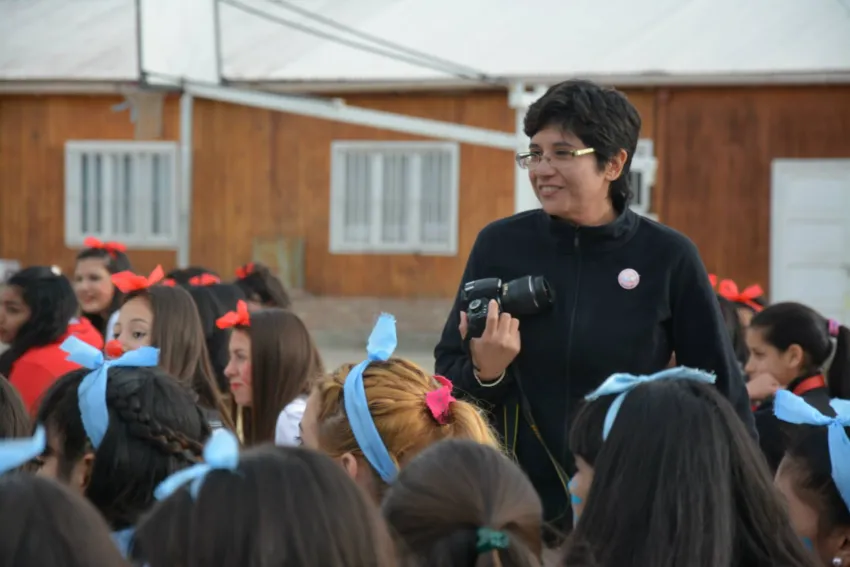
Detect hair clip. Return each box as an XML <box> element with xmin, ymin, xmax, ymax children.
<box><xmin>828</xmin><ymin>319</ymin><xmax>841</xmax><ymax>338</ymax></box>
<box><xmin>50</xmin><ymin>265</ymin><xmax>62</xmax><ymax>276</ymax></box>
<box><xmin>343</xmin><ymin>313</ymin><xmax>398</xmax><ymax>483</ymax></box>
<box><xmin>774</xmin><ymin>391</ymin><xmax>850</xmax><ymax>512</ymax></box>
<box><xmin>717</xmin><ymin>279</ymin><xmax>764</xmax><ymax>312</ymax></box>
<box><xmin>0</xmin><ymin>425</ymin><xmax>46</xmax><ymax>475</ymax></box>
<box><xmin>154</xmin><ymin>428</ymin><xmax>240</xmax><ymax>500</ymax></box>
<box><xmin>235</xmin><ymin>263</ymin><xmax>255</xmax><ymax>279</ymax></box>
<box><xmin>585</xmin><ymin>367</ymin><xmax>717</xmax><ymax>440</ymax></box>
<box><xmin>426</xmin><ymin>375</ymin><xmax>456</xmax><ymax>425</ymax></box>
<box><xmin>83</xmin><ymin>237</ymin><xmax>127</xmax><ymax>257</ymax></box>
<box><xmin>189</xmin><ymin>273</ymin><xmax>221</xmax><ymax>286</ymax></box>
<box><xmin>476</xmin><ymin>527</ymin><xmax>509</xmax><ymax>553</ymax></box>
<box><xmin>60</xmin><ymin>336</ymin><xmax>160</xmax><ymax>449</ymax></box>
<box><xmin>216</xmin><ymin>300</ymin><xmax>251</xmax><ymax>329</ymax></box>
<box><xmin>111</xmin><ymin>266</ymin><xmax>165</xmax><ymax>293</ymax></box>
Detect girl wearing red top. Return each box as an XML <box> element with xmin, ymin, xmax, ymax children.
<box><xmin>0</xmin><ymin>266</ymin><xmax>103</xmax><ymax>412</ymax></box>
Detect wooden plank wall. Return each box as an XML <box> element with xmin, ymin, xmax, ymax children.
<box><xmin>659</xmin><ymin>86</ymin><xmax>850</xmax><ymax>294</ymax></box>
<box><xmin>1</xmin><ymin>86</ymin><xmax>846</xmax><ymax>298</ymax></box>
<box><xmin>0</xmin><ymin>95</ymin><xmax>178</xmax><ymax>275</ymax></box>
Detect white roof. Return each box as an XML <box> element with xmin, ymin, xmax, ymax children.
<box><xmin>1</xmin><ymin>0</ymin><xmax>849</xmax><ymax>86</ymax></box>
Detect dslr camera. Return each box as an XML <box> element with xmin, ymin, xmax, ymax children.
<box><xmin>460</xmin><ymin>276</ymin><xmax>554</xmax><ymax>339</ymax></box>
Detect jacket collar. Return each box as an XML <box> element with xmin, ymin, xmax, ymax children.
<box><xmin>539</xmin><ymin>205</ymin><xmax>640</xmax><ymax>252</ymax></box>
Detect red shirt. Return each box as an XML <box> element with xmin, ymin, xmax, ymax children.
<box><xmin>8</xmin><ymin>317</ymin><xmax>104</xmax><ymax>413</ymax></box>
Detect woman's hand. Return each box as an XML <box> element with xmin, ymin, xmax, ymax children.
<box><xmin>747</xmin><ymin>372</ymin><xmax>780</xmax><ymax>402</ymax></box>
<box><xmin>459</xmin><ymin>300</ymin><xmax>521</xmax><ymax>381</ymax></box>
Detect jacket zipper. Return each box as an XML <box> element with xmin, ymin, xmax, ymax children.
<box><xmin>562</xmin><ymin>231</ymin><xmax>582</xmax><ymax>461</ymax></box>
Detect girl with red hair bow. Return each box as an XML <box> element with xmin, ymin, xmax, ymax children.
<box><xmin>73</xmin><ymin>237</ymin><xmax>132</xmax><ymax>341</ymax></box>
<box><xmin>717</xmin><ymin>279</ymin><xmax>767</xmax><ymax>328</ymax></box>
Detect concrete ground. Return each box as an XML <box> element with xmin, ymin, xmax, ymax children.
<box><xmin>319</xmin><ymin>346</ymin><xmax>435</xmax><ymax>374</ymax></box>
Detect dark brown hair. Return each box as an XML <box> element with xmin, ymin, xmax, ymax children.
<box><xmin>124</xmin><ymin>286</ymin><xmax>234</xmax><ymax>430</ymax></box>
<box><xmin>238</xmin><ymin>308</ymin><xmax>323</xmax><ymax>445</ymax></box>
<box><xmin>133</xmin><ymin>444</ymin><xmax>397</xmax><ymax>567</ymax></box>
<box><xmin>383</xmin><ymin>439</ymin><xmax>543</xmax><ymax>567</ymax></box>
<box><xmin>0</xmin><ymin>374</ymin><xmax>30</xmax><ymax>439</ymax></box>
<box><xmin>0</xmin><ymin>474</ymin><xmax>129</xmax><ymax>567</ymax></box>
<box><xmin>234</xmin><ymin>262</ymin><xmax>291</xmax><ymax>309</ymax></box>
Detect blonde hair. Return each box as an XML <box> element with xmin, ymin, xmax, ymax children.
<box><xmin>314</xmin><ymin>358</ymin><xmax>499</xmax><ymax>477</ymax></box>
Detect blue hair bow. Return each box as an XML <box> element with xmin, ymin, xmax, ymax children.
<box><xmin>0</xmin><ymin>425</ymin><xmax>46</xmax><ymax>475</ymax></box>
<box><xmin>60</xmin><ymin>336</ymin><xmax>160</xmax><ymax>449</ymax></box>
<box><xmin>584</xmin><ymin>366</ymin><xmax>717</xmax><ymax>440</ymax></box>
<box><xmin>343</xmin><ymin>313</ymin><xmax>398</xmax><ymax>483</ymax></box>
<box><xmin>774</xmin><ymin>390</ymin><xmax>850</xmax><ymax>511</ymax></box>
<box><xmin>153</xmin><ymin>428</ymin><xmax>240</xmax><ymax>500</ymax></box>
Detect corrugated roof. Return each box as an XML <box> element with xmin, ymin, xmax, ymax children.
<box><xmin>1</xmin><ymin>0</ymin><xmax>849</xmax><ymax>84</ymax></box>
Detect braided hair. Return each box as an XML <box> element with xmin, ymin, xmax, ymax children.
<box><xmin>36</xmin><ymin>366</ymin><xmax>211</xmax><ymax>530</ymax></box>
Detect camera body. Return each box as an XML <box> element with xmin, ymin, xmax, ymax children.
<box><xmin>461</xmin><ymin>276</ymin><xmax>554</xmax><ymax>339</ymax></box>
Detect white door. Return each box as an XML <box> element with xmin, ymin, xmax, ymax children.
<box><xmin>771</xmin><ymin>159</ymin><xmax>850</xmax><ymax>324</ymax></box>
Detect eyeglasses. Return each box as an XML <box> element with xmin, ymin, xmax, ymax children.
<box><xmin>515</xmin><ymin>148</ymin><xmax>596</xmax><ymax>170</ymax></box>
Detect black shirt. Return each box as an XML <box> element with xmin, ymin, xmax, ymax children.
<box><xmin>435</xmin><ymin>207</ymin><xmax>755</xmax><ymax>527</ymax></box>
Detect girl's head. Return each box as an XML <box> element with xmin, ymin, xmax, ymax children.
<box><xmin>746</xmin><ymin>302</ymin><xmax>849</xmax><ymax>396</ymax></box>
<box><xmin>716</xmin><ymin>294</ymin><xmax>749</xmax><ymax>367</ymax></box>
<box><xmin>717</xmin><ymin>279</ymin><xmax>766</xmax><ymax>328</ymax></box>
<box><xmin>0</xmin><ymin>474</ymin><xmax>129</xmax><ymax>567</ymax></box>
<box><xmin>114</xmin><ymin>277</ymin><xmax>232</xmax><ymax>427</ymax></box>
<box><xmin>301</xmin><ymin>354</ymin><xmax>499</xmax><ymax>500</ymax></box>
<box><xmin>222</xmin><ymin>304</ymin><xmax>323</xmax><ymax>445</ymax></box>
<box><xmin>35</xmin><ymin>364</ymin><xmax>211</xmax><ymax>529</ymax></box>
<box><xmin>187</xmin><ymin>284</ymin><xmax>247</xmax><ymax>393</ymax></box>
<box><xmin>134</xmin><ymin>440</ymin><xmax>396</xmax><ymax>567</ymax></box>
<box><xmin>0</xmin><ymin>375</ymin><xmax>30</xmax><ymax>439</ymax></box>
<box><xmin>74</xmin><ymin>239</ymin><xmax>131</xmax><ymax>329</ymax></box>
<box><xmin>165</xmin><ymin>266</ymin><xmax>220</xmax><ymax>287</ymax></box>
<box><xmin>234</xmin><ymin>262</ymin><xmax>291</xmax><ymax>310</ymax></box>
<box><xmin>0</xmin><ymin>266</ymin><xmax>77</xmax><ymax>375</ymax></box>
<box><xmin>566</xmin><ymin>375</ymin><xmax>813</xmax><ymax>567</ymax></box>
<box><xmin>384</xmin><ymin>439</ymin><xmax>543</xmax><ymax>567</ymax></box>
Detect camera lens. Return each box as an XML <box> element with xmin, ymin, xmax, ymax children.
<box><xmin>501</xmin><ymin>275</ymin><xmax>555</xmax><ymax>316</ymax></box>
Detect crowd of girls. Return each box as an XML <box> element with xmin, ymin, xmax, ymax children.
<box><xmin>0</xmin><ymin>238</ymin><xmax>849</xmax><ymax>566</ymax></box>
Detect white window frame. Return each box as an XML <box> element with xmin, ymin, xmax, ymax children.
<box><xmin>629</xmin><ymin>138</ymin><xmax>658</xmax><ymax>220</ymax></box>
<box><xmin>64</xmin><ymin>140</ymin><xmax>180</xmax><ymax>248</ymax></box>
<box><xmin>329</xmin><ymin>141</ymin><xmax>460</xmax><ymax>256</ymax></box>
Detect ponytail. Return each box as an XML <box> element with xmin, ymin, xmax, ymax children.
<box><xmin>827</xmin><ymin>323</ymin><xmax>850</xmax><ymax>399</ymax></box>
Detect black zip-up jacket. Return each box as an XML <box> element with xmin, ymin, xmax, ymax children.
<box><xmin>435</xmin><ymin>207</ymin><xmax>756</xmax><ymax>528</ymax></box>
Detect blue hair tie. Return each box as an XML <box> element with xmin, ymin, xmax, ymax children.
<box><xmin>343</xmin><ymin>313</ymin><xmax>398</xmax><ymax>483</ymax></box>
<box><xmin>0</xmin><ymin>425</ymin><xmax>46</xmax><ymax>475</ymax></box>
<box><xmin>60</xmin><ymin>336</ymin><xmax>160</xmax><ymax>449</ymax></box>
<box><xmin>154</xmin><ymin>428</ymin><xmax>240</xmax><ymax>500</ymax></box>
<box><xmin>584</xmin><ymin>366</ymin><xmax>717</xmax><ymax>440</ymax></box>
<box><xmin>774</xmin><ymin>390</ymin><xmax>850</xmax><ymax>511</ymax></box>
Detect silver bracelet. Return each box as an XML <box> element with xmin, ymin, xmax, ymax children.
<box><xmin>473</xmin><ymin>368</ymin><xmax>506</xmax><ymax>387</ymax></box>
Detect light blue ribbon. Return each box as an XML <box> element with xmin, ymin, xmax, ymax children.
<box><xmin>343</xmin><ymin>313</ymin><xmax>398</xmax><ymax>483</ymax></box>
<box><xmin>584</xmin><ymin>366</ymin><xmax>717</xmax><ymax>440</ymax></box>
<box><xmin>0</xmin><ymin>425</ymin><xmax>46</xmax><ymax>475</ymax></box>
<box><xmin>774</xmin><ymin>390</ymin><xmax>850</xmax><ymax>512</ymax></box>
<box><xmin>60</xmin><ymin>336</ymin><xmax>160</xmax><ymax>449</ymax></box>
<box><xmin>153</xmin><ymin>428</ymin><xmax>240</xmax><ymax>500</ymax></box>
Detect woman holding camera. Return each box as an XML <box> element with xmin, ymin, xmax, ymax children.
<box><xmin>434</xmin><ymin>79</ymin><xmax>754</xmax><ymax>538</ymax></box>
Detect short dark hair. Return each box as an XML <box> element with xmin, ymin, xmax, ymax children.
<box><xmin>383</xmin><ymin>439</ymin><xmax>543</xmax><ymax>567</ymax></box>
<box><xmin>565</xmin><ymin>379</ymin><xmax>816</xmax><ymax>567</ymax></box>
<box><xmin>0</xmin><ymin>266</ymin><xmax>78</xmax><ymax>376</ymax></box>
<box><xmin>523</xmin><ymin>79</ymin><xmax>641</xmax><ymax>211</ymax></box>
<box><xmin>133</xmin><ymin>445</ymin><xmax>397</xmax><ymax>567</ymax></box>
<box><xmin>36</xmin><ymin>366</ymin><xmax>211</xmax><ymax>529</ymax></box>
<box><xmin>234</xmin><ymin>262</ymin><xmax>291</xmax><ymax>309</ymax></box>
<box><xmin>0</xmin><ymin>474</ymin><xmax>128</xmax><ymax>567</ymax></box>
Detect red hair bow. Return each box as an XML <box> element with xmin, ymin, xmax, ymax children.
<box><xmin>708</xmin><ymin>274</ymin><xmax>718</xmax><ymax>289</ymax></box>
<box><xmin>111</xmin><ymin>265</ymin><xmax>165</xmax><ymax>293</ymax></box>
<box><xmin>189</xmin><ymin>274</ymin><xmax>221</xmax><ymax>286</ymax></box>
<box><xmin>162</xmin><ymin>278</ymin><xmax>177</xmax><ymax>287</ymax></box>
<box><xmin>718</xmin><ymin>279</ymin><xmax>764</xmax><ymax>312</ymax></box>
<box><xmin>235</xmin><ymin>263</ymin><xmax>255</xmax><ymax>279</ymax></box>
<box><xmin>105</xmin><ymin>340</ymin><xmax>124</xmax><ymax>359</ymax></box>
<box><xmin>216</xmin><ymin>300</ymin><xmax>251</xmax><ymax>329</ymax></box>
<box><xmin>83</xmin><ymin>236</ymin><xmax>127</xmax><ymax>256</ymax></box>
<box><xmin>425</xmin><ymin>375</ymin><xmax>456</xmax><ymax>425</ymax></box>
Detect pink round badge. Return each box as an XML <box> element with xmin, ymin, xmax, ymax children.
<box><xmin>618</xmin><ymin>268</ymin><xmax>640</xmax><ymax>290</ymax></box>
